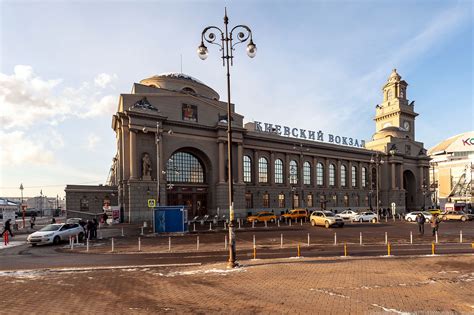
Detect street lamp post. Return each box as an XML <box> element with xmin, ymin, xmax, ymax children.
<box><xmin>422</xmin><ymin>182</ymin><xmax>428</xmax><ymax>210</ymax></box>
<box><xmin>370</xmin><ymin>153</ymin><xmax>384</xmax><ymax>222</ymax></box>
<box><xmin>198</xmin><ymin>9</ymin><xmax>256</xmax><ymax>268</ymax></box>
<box><xmin>20</xmin><ymin>183</ymin><xmax>25</xmax><ymax>228</ymax></box>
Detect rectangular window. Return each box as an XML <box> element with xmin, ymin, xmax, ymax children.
<box><xmin>352</xmin><ymin>166</ymin><xmax>357</xmax><ymax>188</ymax></box>
<box><xmin>316</xmin><ymin>164</ymin><xmax>324</xmax><ymax>186</ymax></box>
<box><xmin>293</xmin><ymin>193</ymin><xmax>299</xmax><ymax>208</ymax></box>
<box><xmin>362</xmin><ymin>167</ymin><xmax>367</xmax><ymax>188</ymax></box>
<box><xmin>243</xmin><ymin>156</ymin><xmax>252</xmax><ymax>183</ymax></box>
<box><xmin>182</xmin><ymin>104</ymin><xmax>198</xmax><ymax>122</ymax></box>
<box><xmin>263</xmin><ymin>193</ymin><xmax>269</xmax><ymax>208</ymax></box>
<box><xmin>245</xmin><ymin>193</ymin><xmax>253</xmax><ymax>208</ymax></box>
<box><xmin>307</xmin><ymin>194</ymin><xmax>313</xmax><ymax>207</ymax></box>
<box><xmin>278</xmin><ymin>193</ymin><xmax>285</xmax><ymax>208</ymax></box>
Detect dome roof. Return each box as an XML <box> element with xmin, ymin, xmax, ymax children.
<box><xmin>428</xmin><ymin>131</ymin><xmax>474</xmax><ymax>155</ymax></box>
<box><xmin>388</xmin><ymin>69</ymin><xmax>401</xmax><ymax>82</ymax></box>
<box><xmin>373</xmin><ymin>126</ymin><xmax>408</xmax><ymax>140</ymax></box>
<box><xmin>139</xmin><ymin>72</ymin><xmax>220</xmax><ymax>100</ymax></box>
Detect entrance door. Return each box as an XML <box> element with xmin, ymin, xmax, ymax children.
<box><xmin>403</xmin><ymin>170</ymin><xmax>416</xmax><ymax>211</ymax></box>
<box><xmin>166</xmin><ymin>188</ymin><xmax>208</xmax><ymax>219</ymax></box>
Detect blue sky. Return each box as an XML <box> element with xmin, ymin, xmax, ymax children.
<box><xmin>0</xmin><ymin>0</ymin><xmax>472</xmax><ymax>198</ymax></box>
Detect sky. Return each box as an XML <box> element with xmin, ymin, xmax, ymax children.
<box><xmin>0</xmin><ymin>0</ymin><xmax>473</xmax><ymax>198</ymax></box>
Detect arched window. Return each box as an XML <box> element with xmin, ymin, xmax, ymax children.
<box><xmin>387</xmin><ymin>89</ymin><xmax>393</xmax><ymax>100</ymax></box>
<box><xmin>263</xmin><ymin>192</ymin><xmax>269</xmax><ymax>208</ymax></box>
<box><xmin>344</xmin><ymin>194</ymin><xmax>349</xmax><ymax>207</ymax></box>
<box><xmin>258</xmin><ymin>157</ymin><xmax>268</xmax><ymax>183</ymax></box>
<box><xmin>341</xmin><ymin>165</ymin><xmax>347</xmax><ymax>187</ymax></box>
<box><xmin>182</xmin><ymin>87</ymin><xmax>196</xmax><ymax>94</ymax></box>
<box><xmin>351</xmin><ymin>166</ymin><xmax>358</xmax><ymax>187</ymax></box>
<box><xmin>329</xmin><ymin>164</ymin><xmax>336</xmax><ymax>186</ymax></box>
<box><xmin>362</xmin><ymin>167</ymin><xmax>367</xmax><ymax>188</ymax></box>
<box><xmin>275</xmin><ymin>159</ymin><xmax>284</xmax><ymax>184</ymax></box>
<box><xmin>289</xmin><ymin>160</ymin><xmax>298</xmax><ymax>184</ymax></box>
<box><xmin>278</xmin><ymin>193</ymin><xmax>285</xmax><ymax>208</ymax></box>
<box><xmin>166</xmin><ymin>152</ymin><xmax>204</xmax><ymax>183</ymax></box>
<box><xmin>303</xmin><ymin>161</ymin><xmax>311</xmax><ymax>185</ymax></box>
<box><xmin>316</xmin><ymin>163</ymin><xmax>324</xmax><ymax>186</ymax></box>
<box><xmin>243</xmin><ymin>156</ymin><xmax>252</xmax><ymax>183</ymax></box>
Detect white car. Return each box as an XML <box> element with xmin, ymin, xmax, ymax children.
<box><xmin>337</xmin><ymin>210</ymin><xmax>358</xmax><ymax>221</ymax></box>
<box><xmin>404</xmin><ymin>211</ymin><xmax>432</xmax><ymax>223</ymax></box>
<box><xmin>353</xmin><ymin>212</ymin><xmax>378</xmax><ymax>223</ymax></box>
<box><xmin>27</xmin><ymin>223</ymin><xmax>85</xmax><ymax>246</ymax></box>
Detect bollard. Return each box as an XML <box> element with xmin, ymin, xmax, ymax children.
<box><xmin>307</xmin><ymin>233</ymin><xmax>310</xmax><ymax>247</ymax></box>
<box><xmin>435</xmin><ymin>231</ymin><xmax>438</xmax><ymax>244</ymax></box>
<box><xmin>121</xmin><ymin>227</ymin><xmax>124</xmax><ymax>237</ymax></box>
<box><xmin>196</xmin><ymin>236</ymin><xmax>200</xmax><ymax>251</ymax></box>
<box><xmin>86</xmin><ymin>239</ymin><xmax>89</xmax><ymax>252</ymax></box>
<box><xmin>252</xmin><ymin>221</ymin><xmax>255</xmax><ymax>229</ymax></box>
<box><xmin>140</xmin><ymin>227</ymin><xmax>144</xmax><ymax>236</ymax></box>
<box><xmin>265</xmin><ymin>220</ymin><xmax>268</xmax><ymax>228</ymax></box>
<box><xmin>71</xmin><ymin>236</ymin><xmax>74</xmax><ymax>250</ymax></box>
<box><xmin>432</xmin><ymin>242</ymin><xmax>435</xmax><ymax>255</ymax></box>
<box><xmin>387</xmin><ymin>242</ymin><xmax>391</xmax><ymax>256</ymax></box>
<box><xmin>225</xmin><ymin>235</ymin><xmax>228</xmax><ymax>249</ymax></box>
<box><xmin>209</xmin><ymin>222</ymin><xmax>212</xmax><ymax>231</ymax></box>
<box><xmin>238</xmin><ymin>220</ymin><xmax>241</xmax><ymax>229</ymax></box>
<box><xmin>410</xmin><ymin>231</ymin><xmax>413</xmax><ymax>244</ymax></box>
<box><xmin>138</xmin><ymin>237</ymin><xmax>141</xmax><ymax>252</ymax></box>
<box><xmin>460</xmin><ymin>230</ymin><xmax>463</xmax><ymax>243</ymax></box>
<box><xmin>168</xmin><ymin>236</ymin><xmax>171</xmax><ymax>252</ymax></box>
<box><xmin>193</xmin><ymin>223</ymin><xmax>196</xmax><ymax>232</ymax></box>
<box><xmin>385</xmin><ymin>232</ymin><xmax>388</xmax><ymax>245</ymax></box>
<box><xmin>344</xmin><ymin>243</ymin><xmax>347</xmax><ymax>257</ymax></box>
<box><xmin>253</xmin><ymin>245</ymin><xmax>257</xmax><ymax>260</ymax></box>
<box><xmin>334</xmin><ymin>232</ymin><xmax>337</xmax><ymax>245</ymax></box>
<box><xmin>297</xmin><ymin>243</ymin><xmax>301</xmax><ymax>257</ymax></box>
<box><xmin>280</xmin><ymin>233</ymin><xmax>283</xmax><ymax>249</ymax></box>
<box><xmin>111</xmin><ymin>237</ymin><xmax>114</xmax><ymax>252</ymax></box>
<box><xmin>98</xmin><ymin>229</ymin><xmax>102</xmax><ymax>240</ymax></box>
<box><xmin>304</xmin><ymin>217</ymin><xmax>307</xmax><ymax>223</ymax></box>
<box><xmin>224</xmin><ymin>222</ymin><xmax>227</xmax><ymax>230</ymax></box>
<box><xmin>289</xmin><ymin>219</ymin><xmax>292</xmax><ymax>227</ymax></box>
<box><xmin>277</xmin><ymin>220</ymin><xmax>280</xmax><ymax>228</ymax></box>
<box><xmin>3</xmin><ymin>233</ymin><xmax>9</xmax><ymax>246</ymax></box>
<box><xmin>300</xmin><ymin>219</ymin><xmax>303</xmax><ymax>226</ymax></box>
<box><xmin>360</xmin><ymin>232</ymin><xmax>363</xmax><ymax>246</ymax></box>
<box><xmin>76</xmin><ymin>235</ymin><xmax>79</xmax><ymax>245</ymax></box>
<box><xmin>253</xmin><ymin>234</ymin><xmax>256</xmax><ymax>247</ymax></box>
<box><xmin>385</xmin><ymin>216</ymin><xmax>388</xmax><ymax>223</ymax></box>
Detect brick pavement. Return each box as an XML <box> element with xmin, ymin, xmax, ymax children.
<box><xmin>1</xmin><ymin>255</ymin><xmax>473</xmax><ymax>314</ymax></box>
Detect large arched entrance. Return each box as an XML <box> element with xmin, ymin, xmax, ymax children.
<box><xmin>403</xmin><ymin>170</ymin><xmax>416</xmax><ymax>211</ymax></box>
<box><xmin>166</xmin><ymin>151</ymin><xmax>208</xmax><ymax>219</ymax></box>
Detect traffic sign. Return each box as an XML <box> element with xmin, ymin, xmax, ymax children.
<box><xmin>147</xmin><ymin>199</ymin><xmax>156</xmax><ymax>208</ymax></box>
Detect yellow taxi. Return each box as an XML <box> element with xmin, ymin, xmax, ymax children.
<box><xmin>247</xmin><ymin>211</ymin><xmax>277</xmax><ymax>223</ymax></box>
<box><xmin>280</xmin><ymin>209</ymin><xmax>308</xmax><ymax>220</ymax></box>
<box><xmin>428</xmin><ymin>209</ymin><xmax>442</xmax><ymax>215</ymax></box>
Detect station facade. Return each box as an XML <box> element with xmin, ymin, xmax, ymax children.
<box><xmin>85</xmin><ymin>69</ymin><xmax>429</xmax><ymax>223</ymax></box>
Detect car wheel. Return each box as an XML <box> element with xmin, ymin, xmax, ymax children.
<box><xmin>407</xmin><ymin>217</ymin><xmax>412</xmax><ymax>222</ymax></box>
<box><xmin>371</xmin><ymin>218</ymin><xmax>377</xmax><ymax>223</ymax></box>
<box><xmin>31</xmin><ymin>243</ymin><xmax>37</xmax><ymax>247</ymax></box>
<box><xmin>442</xmin><ymin>216</ymin><xmax>447</xmax><ymax>221</ymax></box>
<box><xmin>461</xmin><ymin>216</ymin><xmax>467</xmax><ymax>222</ymax></box>
<box><xmin>311</xmin><ymin>220</ymin><xmax>316</xmax><ymax>226</ymax></box>
<box><xmin>325</xmin><ymin>221</ymin><xmax>330</xmax><ymax>228</ymax></box>
<box><xmin>53</xmin><ymin>236</ymin><xmax>61</xmax><ymax>245</ymax></box>
<box><xmin>359</xmin><ymin>218</ymin><xmax>363</xmax><ymax>223</ymax></box>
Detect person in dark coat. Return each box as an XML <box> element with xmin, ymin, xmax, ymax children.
<box><xmin>1</xmin><ymin>219</ymin><xmax>14</xmax><ymax>237</ymax></box>
<box><xmin>92</xmin><ymin>218</ymin><xmax>98</xmax><ymax>239</ymax></box>
<box><xmin>416</xmin><ymin>213</ymin><xmax>426</xmax><ymax>235</ymax></box>
<box><xmin>51</xmin><ymin>217</ymin><xmax>56</xmax><ymax>224</ymax></box>
<box><xmin>86</xmin><ymin>220</ymin><xmax>93</xmax><ymax>240</ymax></box>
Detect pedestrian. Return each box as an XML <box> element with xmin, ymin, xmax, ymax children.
<box><xmin>431</xmin><ymin>214</ymin><xmax>440</xmax><ymax>236</ymax></box>
<box><xmin>30</xmin><ymin>215</ymin><xmax>36</xmax><ymax>229</ymax></box>
<box><xmin>51</xmin><ymin>217</ymin><xmax>56</xmax><ymax>224</ymax></box>
<box><xmin>1</xmin><ymin>219</ymin><xmax>14</xmax><ymax>238</ymax></box>
<box><xmin>92</xmin><ymin>218</ymin><xmax>98</xmax><ymax>239</ymax></box>
<box><xmin>102</xmin><ymin>212</ymin><xmax>108</xmax><ymax>226</ymax></box>
<box><xmin>416</xmin><ymin>213</ymin><xmax>425</xmax><ymax>235</ymax></box>
<box><xmin>382</xmin><ymin>208</ymin><xmax>386</xmax><ymax>217</ymax></box>
<box><xmin>86</xmin><ymin>220</ymin><xmax>93</xmax><ymax>240</ymax></box>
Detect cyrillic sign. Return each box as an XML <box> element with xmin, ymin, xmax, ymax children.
<box><xmin>462</xmin><ymin>138</ymin><xmax>474</xmax><ymax>146</ymax></box>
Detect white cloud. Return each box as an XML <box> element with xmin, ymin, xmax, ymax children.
<box><xmin>80</xmin><ymin>95</ymin><xmax>117</xmax><ymax>118</ymax></box>
<box><xmin>0</xmin><ymin>130</ymin><xmax>55</xmax><ymax>166</ymax></box>
<box><xmin>94</xmin><ymin>73</ymin><xmax>117</xmax><ymax>88</ymax></box>
<box><xmin>86</xmin><ymin>134</ymin><xmax>101</xmax><ymax>151</ymax></box>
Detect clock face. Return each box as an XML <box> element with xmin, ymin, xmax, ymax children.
<box><xmin>403</xmin><ymin>121</ymin><xmax>410</xmax><ymax>131</ymax></box>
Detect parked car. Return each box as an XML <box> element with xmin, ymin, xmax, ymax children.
<box><xmin>337</xmin><ymin>210</ymin><xmax>359</xmax><ymax>221</ymax></box>
<box><xmin>310</xmin><ymin>210</ymin><xmax>344</xmax><ymax>228</ymax></box>
<box><xmin>247</xmin><ymin>211</ymin><xmax>277</xmax><ymax>223</ymax></box>
<box><xmin>280</xmin><ymin>209</ymin><xmax>308</xmax><ymax>221</ymax></box>
<box><xmin>66</xmin><ymin>217</ymin><xmax>84</xmax><ymax>224</ymax></box>
<box><xmin>353</xmin><ymin>212</ymin><xmax>378</xmax><ymax>223</ymax></box>
<box><xmin>440</xmin><ymin>211</ymin><xmax>473</xmax><ymax>222</ymax></box>
<box><xmin>428</xmin><ymin>209</ymin><xmax>442</xmax><ymax>215</ymax></box>
<box><xmin>404</xmin><ymin>211</ymin><xmax>432</xmax><ymax>222</ymax></box>
<box><xmin>27</xmin><ymin>223</ymin><xmax>85</xmax><ymax>246</ymax></box>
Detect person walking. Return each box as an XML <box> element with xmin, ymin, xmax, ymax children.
<box><xmin>431</xmin><ymin>214</ymin><xmax>440</xmax><ymax>236</ymax></box>
<box><xmin>1</xmin><ymin>219</ymin><xmax>14</xmax><ymax>238</ymax></box>
<box><xmin>51</xmin><ymin>217</ymin><xmax>56</xmax><ymax>224</ymax></box>
<box><xmin>30</xmin><ymin>215</ymin><xmax>36</xmax><ymax>230</ymax></box>
<box><xmin>416</xmin><ymin>213</ymin><xmax>426</xmax><ymax>235</ymax></box>
<box><xmin>92</xmin><ymin>218</ymin><xmax>98</xmax><ymax>239</ymax></box>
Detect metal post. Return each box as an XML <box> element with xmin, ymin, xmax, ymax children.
<box><xmin>138</xmin><ymin>237</ymin><xmax>141</xmax><ymax>252</ymax></box>
<box><xmin>460</xmin><ymin>230</ymin><xmax>463</xmax><ymax>243</ymax></box>
<box><xmin>297</xmin><ymin>243</ymin><xmax>301</xmax><ymax>257</ymax></box>
<box><xmin>121</xmin><ymin>227</ymin><xmax>124</xmax><ymax>237</ymax></box>
<box><xmin>385</xmin><ymin>232</ymin><xmax>388</xmax><ymax>245</ymax></box>
<box><xmin>156</xmin><ymin>121</ymin><xmax>160</xmax><ymax>206</ymax></box>
<box><xmin>193</xmin><ymin>223</ymin><xmax>196</xmax><ymax>232</ymax></box>
<box><xmin>360</xmin><ymin>232</ymin><xmax>362</xmax><ymax>246</ymax></box>
<box><xmin>280</xmin><ymin>233</ymin><xmax>283</xmax><ymax>248</ymax></box>
<box><xmin>209</xmin><ymin>222</ymin><xmax>212</xmax><ymax>231</ymax></box>
<box><xmin>307</xmin><ymin>233</ymin><xmax>310</xmax><ymax>246</ymax></box>
<box><xmin>86</xmin><ymin>238</ymin><xmax>89</xmax><ymax>252</ymax></box>
<box><xmin>196</xmin><ymin>236</ymin><xmax>200</xmax><ymax>251</ymax></box>
<box><xmin>277</xmin><ymin>220</ymin><xmax>280</xmax><ymax>228</ymax></box>
<box><xmin>238</xmin><ymin>220</ymin><xmax>241</xmax><ymax>229</ymax></box>
<box><xmin>264</xmin><ymin>220</ymin><xmax>267</xmax><ymax>228</ymax></box>
<box><xmin>253</xmin><ymin>234</ymin><xmax>256</xmax><ymax>247</ymax></box>
<box><xmin>225</xmin><ymin>235</ymin><xmax>228</xmax><ymax>249</ymax></box>
<box><xmin>344</xmin><ymin>243</ymin><xmax>347</xmax><ymax>257</ymax></box>
<box><xmin>252</xmin><ymin>221</ymin><xmax>255</xmax><ymax>228</ymax></box>
<box><xmin>334</xmin><ymin>232</ymin><xmax>337</xmax><ymax>245</ymax></box>
<box><xmin>168</xmin><ymin>236</ymin><xmax>171</xmax><ymax>252</ymax></box>
<box><xmin>111</xmin><ymin>237</ymin><xmax>114</xmax><ymax>252</ymax></box>
<box><xmin>300</xmin><ymin>219</ymin><xmax>303</xmax><ymax>226</ymax></box>
<box><xmin>410</xmin><ymin>231</ymin><xmax>413</xmax><ymax>244</ymax></box>
<box><xmin>435</xmin><ymin>231</ymin><xmax>438</xmax><ymax>244</ymax></box>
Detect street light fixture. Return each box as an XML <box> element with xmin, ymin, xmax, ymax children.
<box><xmin>198</xmin><ymin>8</ymin><xmax>256</xmax><ymax>268</ymax></box>
<box><xmin>20</xmin><ymin>183</ymin><xmax>25</xmax><ymax>228</ymax></box>
<box><xmin>370</xmin><ymin>153</ymin><xmax>384</xmax><ymax>222</ymax></box>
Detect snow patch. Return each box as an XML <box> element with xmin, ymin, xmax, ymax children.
<box><xmin>371</xmin><ymin>303</ymin><xmax>410</xmax><ymax>314</ymax></box>
<box><xmin>162</xmin><ymin>268</ymin><xmax>245</xmax><ymax>277</ymax></box>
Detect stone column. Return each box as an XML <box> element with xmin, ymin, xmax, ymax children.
<box><xmin>419</xmin><ymin>166</ymin><xmax>424</xmax><ymax>189</ymax></box>
<box><xmin>391</xmin><ymin>162</ymin><xmax>396</xmax><ymax>189</ymax></box>
<box><xmin>237</xmin><ymin>143</ymin><xmax>243</xmax><ymax>184</ymax></box>
<box><xmin>285</xmin><ymin>154</ymin><xmax>290</xmax><ymax>186</ymax></box>
<box><xmin>324</xmin><ymin>158</ymin><xmax>329</xmax><ymax>188</ymax></box>
<box><xmin>358</xmin><ymin>162</ymin><xmax>362</xmax><ymax>188</ymax></box>
<box><xmin>348</xmin><ymin>161</ymin><xmax>353</xmax><ymax>188</ymax></box>
<box><xmin>121</xmin><ymin>125</ymin><xmax>130</xmax><ymax>180</ymax></box>
<box><xmin>129</xmin><ymin>130</ymin><xmax>137</xmax><ymax>179</ymax></box>
<box><xmin>313</xmin><ymin>157</ymin><xmax>318</xmax><ymax>186</ymax></box>
<box><xmin>218</xmin><ymin>141</ymin><xmax>225</xmax><ymax>183</ymax></box>
<box><xmin>270</xmin><ymin>152</ymin><xmax>275</xmax><ymax>185</ymax></box>
<box><xmin>399</xmin><ymin>164</ymin><xmax>404</xmax><ymax>189</ymax></box>
<box><xmin>337</xmin><ymin>160</ymin><xmax>341</xmax><ymax>188</ymax></box>
<box><xmin>254</xmin><ymin>150</ymin><xmax>259</xmax><ymax>185</ymax></box>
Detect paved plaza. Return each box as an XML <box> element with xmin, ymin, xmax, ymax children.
<box><xmin>1</xmin><ymin>255</ymin><xmax>473</xmax><ymax>314</ymax></box>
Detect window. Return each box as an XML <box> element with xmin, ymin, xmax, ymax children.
<box><xmin>343</xmin><ymin>194</ymin><xmax>349</xmax><ymax>207</ymax></box>
<box><xmin>278</xmin><ymin>193</ymin><xmax>285</xmax><ymax>208</ymax></box>
<box><xmin>166</xmin><ymin>152</ymin><xmax>204</xmax><ymax>183</ymax></box>
<box><xmin>319</xmin><ymin>194</ymin><xmax>326</xmax><ymax>209</ymax></box>
<box><xmin>341</xmin><ymin>165</ymin><xmax>347</xmax><ymax>187</ymax></box>
<box><xmin>355</xmin><ymin>195</ymin><xmax>360</xmax><ymax>207</ymax></box>
<box><xmin>258</xmin><ymin>157</ymin><xmax>268</xmax><ymax>183</ymax></box>
<box><xmin>303</xmin><ymin>162</ymin><xmax>311</xmax><ymax>185</ymax></box>
<box><xmin>316</xmin><ymin>163</ymin><xmax>324</xmax><ymax>186</ymax></box>
<box><xmin>362</xmin><ymin>167</ymin><xmax>367</xmax><ymax>188</ymax></box>
<box><xmin>387</xmin><ymin>89</ymin><xmax>393</xmax><ymax>100</ymax></box>
<box><xmin>332</xmin><ymin>194</ymin><xmax>337</xmax><ymax>206</ymax></box>
<box><xmin>364</xmin><ymin>195</ymin><xmax>369</xmax><ymax>206</ymax></box>
<box><xmin>243</xmin><ymin>156</ymin><xmax>252</xmax><ymax>183</ymax></box>
<box><xmin>80</xmin><ymin>197</ymin><xmax>89</xmax><ymax>211</ymax></box>
<box><xmin>329</xmin><ymin>164</ymin><xmax>336</xmax><ymax>186</ymax></box>
<box><xmin>275</xmin><ymin>159</ymin><xmax>284</xmax><ymax>184</ymax></box>
<box><xmin>245</xmin><ymin>192</ymin><xmax>253</xmax><ymax>208</ymax></box>
<box><xmin>307</xmin><ymin>193</ymin><xmax>313</xmax><ymax>207</ymax></box>
<box><xmin>293</xmin><ymin>193</ymin><xmax>299</xmax><ymax>208</ymax></box>
<box><xmin>371</xmin><ymin>168</ymin><xmax>377</xmax><ymax>189</ymax></box>
<box><xmin>289</xmin><ymin>160</ymin><xmax>298</xmax><ymax>184</ymax></box>
<box><xmin>352</xmin><ymin>166</ymin><xmax>357</xmax><ymax>188</ymax></box>
<box><xmin>263</xmin><ymin>192</ymin><xmax>269</xmax><ymax>208</ymax></box>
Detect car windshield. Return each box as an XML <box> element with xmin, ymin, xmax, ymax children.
<box><xmin>39</xmin><ymin>224</ymin><xmax>62</xmax><ymax>232</ymax></box>
<box><xmin>323</xmin><ymin>212</ymin><xmax>335</xmax><ymax>217</ymax></box>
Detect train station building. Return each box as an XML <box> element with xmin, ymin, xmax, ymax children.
<box><xmin>66</xmin><ymin>69</ymin><xmax>431</xmax><ymax>223</ymax></box>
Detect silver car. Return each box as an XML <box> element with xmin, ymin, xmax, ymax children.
<box><xmin>27</xmin><ymin>223</ymin><xmax>85</xmax><ymax>246</ymax></box>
